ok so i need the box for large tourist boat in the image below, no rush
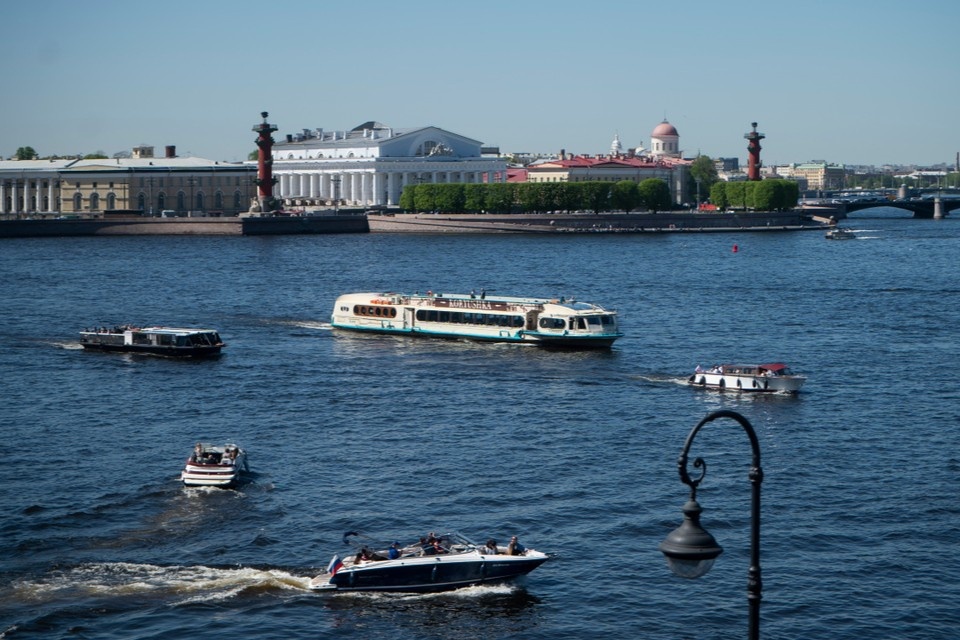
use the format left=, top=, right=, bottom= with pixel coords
left=309, top=531, right=548, bottom=593
left=79, top=325, right=225, bottom=357
left=330, top=291, right=622, bottom=348
left=688, top=363, right=806, bottom=393
left=181, top=443, right=247, bottom=487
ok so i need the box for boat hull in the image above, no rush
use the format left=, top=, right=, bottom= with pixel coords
left=311, top=551, right=548, bottom=593
left=688, top=372, right=805, bottom=393
left=80, top=343, right=222, bottom=357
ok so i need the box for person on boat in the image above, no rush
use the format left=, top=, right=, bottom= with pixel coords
left=507, top=536, right=526, bottom=556
left=481, top=539, right=499, bottom=555
left=388, top=541, right=402, bottom=559
left=193, top=442, right=203, bottom=462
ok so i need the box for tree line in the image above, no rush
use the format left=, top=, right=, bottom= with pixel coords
left=708, top=180, right=799, bottom=211
left=398, top=179, right=673, bottom=214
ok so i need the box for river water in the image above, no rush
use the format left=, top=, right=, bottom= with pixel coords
left=1, top=212, right=958, bottom=639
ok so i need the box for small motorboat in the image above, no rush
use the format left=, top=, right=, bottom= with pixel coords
left=309, top=531, right=548, bottom=593
left=825, top=227, right=856, bottom=240
left=80, top=325, right=225, bottom=357
left=688, top=363, right=806, bottom=393
left=181, top=443, right=247, bottom=487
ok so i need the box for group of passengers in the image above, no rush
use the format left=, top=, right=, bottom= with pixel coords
left=191, top=443, right=239, bottom=465
left=352, top=533, right=527, bottom=564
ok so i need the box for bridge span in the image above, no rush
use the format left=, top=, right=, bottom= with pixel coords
left=804, top=199, right=958, bottom=219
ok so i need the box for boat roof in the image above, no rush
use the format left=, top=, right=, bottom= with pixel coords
left=341, top=292, right=611, bottom=311
left=138, top=326, right=220, bottom=334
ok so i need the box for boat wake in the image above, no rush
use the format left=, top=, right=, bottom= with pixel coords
left=330, top=582, right=519, bottom=601
left=277, top=319, right=332, bottom=331
left=7, top=562, right=312, bottom=607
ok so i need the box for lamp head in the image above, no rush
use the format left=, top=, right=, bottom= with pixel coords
left=659, top=498, right=723, bottom=579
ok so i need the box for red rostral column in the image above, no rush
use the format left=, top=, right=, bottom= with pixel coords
left=744, top=121, right=765, bottom=181
left=253, top=111, right=278, bottom=212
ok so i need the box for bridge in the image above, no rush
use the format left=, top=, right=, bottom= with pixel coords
left=804, top=199, right=959, bottom=219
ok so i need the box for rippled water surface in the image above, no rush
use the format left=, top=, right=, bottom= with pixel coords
left=2, top=214, right=959, bottom=639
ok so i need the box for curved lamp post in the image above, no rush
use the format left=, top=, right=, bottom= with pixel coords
left=659, top=410, right=763, bottom=640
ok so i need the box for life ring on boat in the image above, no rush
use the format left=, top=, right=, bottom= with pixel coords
left=699, top=376, right=706, bottom=386
left=718, top=379, right=726, bottom=390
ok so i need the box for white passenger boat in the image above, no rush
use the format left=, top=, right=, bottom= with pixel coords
left=330, top=291, right=622, bottom=348
left=688, top=363, right=806, bottom=393
left=181, top=443, right=247, bottom=487
left=309, top=531, right=548, bottom=593
left=80, top=325, right=225, bottom=357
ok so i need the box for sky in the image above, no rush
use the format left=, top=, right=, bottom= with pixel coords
left=2, top=0, right=957, bottom=167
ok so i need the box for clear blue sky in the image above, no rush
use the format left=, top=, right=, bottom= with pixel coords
left=3, top=0, right=957, bottom=167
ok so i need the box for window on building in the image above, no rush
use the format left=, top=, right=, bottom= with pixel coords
left=90, top=193, right=99, bottom=211
left=73, top=193, right=82, bottom=211
left=107, top=193, right=116, bottom=210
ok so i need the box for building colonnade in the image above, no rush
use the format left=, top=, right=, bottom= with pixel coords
left=273, top=166, right=506, bottom=207
left=0, top=176, right=59, bottom=215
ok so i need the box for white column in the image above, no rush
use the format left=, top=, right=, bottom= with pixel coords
left=12, top=181, right=19, bottom=213
left=387, top=172, right=398, bottom=206
left=309, top=173, right=318, bottom=198
left=0, top=182, right=6, bottom=214
left=350, top=173, right=360, bottom=203
left=23, top=178, right=31, bottom=213
left=360, top=173, right=370, bottom=205
left=47, top=179, right=54, bottom=212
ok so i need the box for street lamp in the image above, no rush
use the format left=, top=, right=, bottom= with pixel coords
left=659, top=409, right=764, bottom=640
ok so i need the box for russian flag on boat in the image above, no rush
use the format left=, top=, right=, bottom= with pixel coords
left=327, top=555, right=344, bottom=575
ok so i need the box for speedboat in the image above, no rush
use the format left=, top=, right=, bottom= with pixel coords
left=309, top=531, right=548, bottom=593
left=825, top=227, right=856, bottom=240
left=688, top=363, right=806, bottom=393
left=80, top=325, right=225, bottom=357
left=330, top=291, right=622, bottom=348
left=181, top=443, right=247, bottom=487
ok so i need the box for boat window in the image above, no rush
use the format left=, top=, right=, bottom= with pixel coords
left=355, top=305, right=397, bottom=318
left=539, top=317, right=566, bottom=330
left=586, top=316, right=601, bottom=326
left=600, top=315, right=615, bottom=326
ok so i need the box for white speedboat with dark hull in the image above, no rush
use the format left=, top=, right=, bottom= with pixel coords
left=825, top=226, right=856, bottom=240
left=330, top=292, right=622, bottom=348
left=80, top=325, right=225, bottom=357
left=181, top=443, right=247, bottom=487
left=309, top=532, right=548, bottom=593
left=688, top=363, right=806, bottom=393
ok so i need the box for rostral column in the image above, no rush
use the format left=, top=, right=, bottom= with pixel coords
left=253, top=111, right=279, bottom=213
left=744, top=121, right=765, bottom=181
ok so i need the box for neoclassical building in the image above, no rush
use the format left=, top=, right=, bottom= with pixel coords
left=0, top=150, right=256, bottom=217
left=270, top=121, right=508, bottom=208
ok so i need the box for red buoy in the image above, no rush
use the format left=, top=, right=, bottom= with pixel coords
left=733, top=244, right=739, bottom=253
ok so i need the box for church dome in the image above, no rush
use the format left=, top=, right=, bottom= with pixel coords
left=652, top=120, right=678, bottom=137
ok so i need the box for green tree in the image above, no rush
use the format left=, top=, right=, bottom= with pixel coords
left=725, top=181, right=747, bottom=210
left=399, top=185, right=415, bottom=211
left=753, top=180, right=778, bottom=211
left=709, top=182, right=729, bottom=209
left=689, top=155, right=719, bottom=204
left=413, top=184, right=439, bottom=212
left=485, top=183, right=516, bottom=213
left=83, top=151, right=108, bottom=159
left=464, top=184, right=486, bottom=213
left=637, top=178, right=671, bottom=212
left=15, top=146, right=37, bottom=160
left=580, top=182, right=613, bottom=213
left=248, top=150, right=259, bottom=161
left=610, top=180, right=641, bottom=212
left=434, top=184, right=466, bottom=213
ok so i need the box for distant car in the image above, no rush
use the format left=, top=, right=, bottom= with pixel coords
left=160, top=210, right=177, bottom=217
